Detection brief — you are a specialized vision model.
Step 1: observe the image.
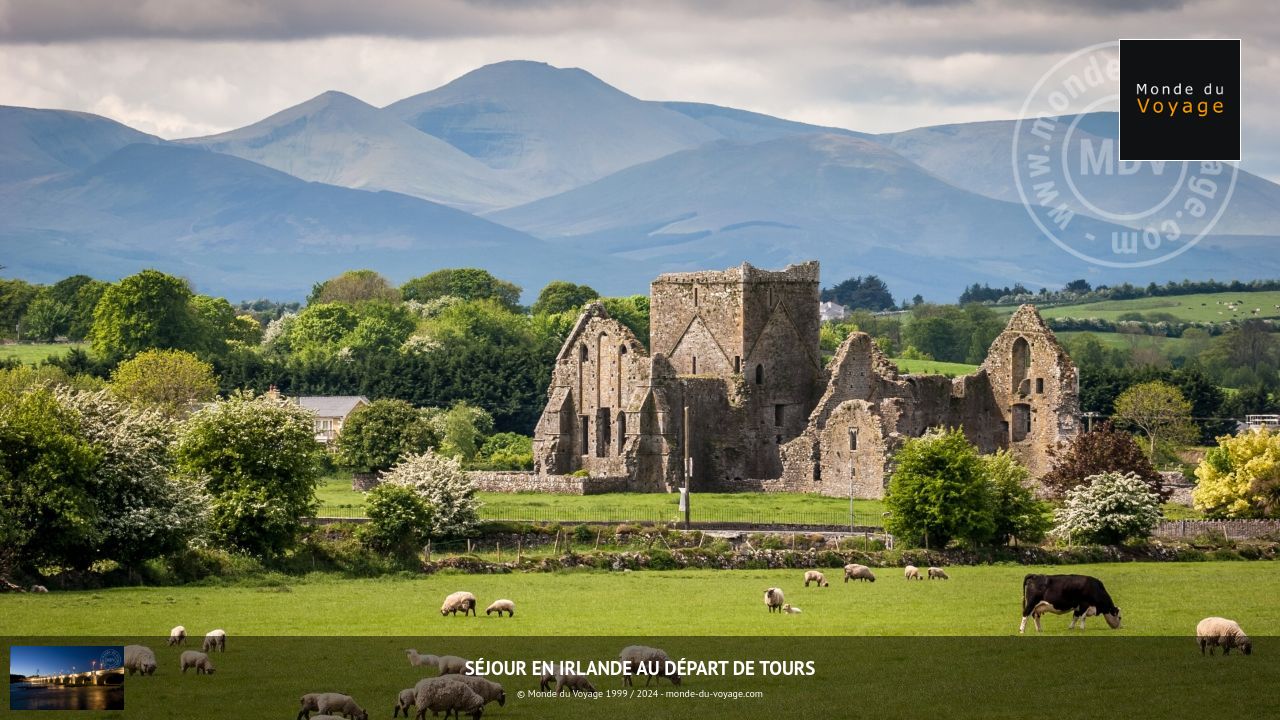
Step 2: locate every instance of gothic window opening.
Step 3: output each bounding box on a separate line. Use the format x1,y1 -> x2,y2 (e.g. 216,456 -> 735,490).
755,364 -> 764,385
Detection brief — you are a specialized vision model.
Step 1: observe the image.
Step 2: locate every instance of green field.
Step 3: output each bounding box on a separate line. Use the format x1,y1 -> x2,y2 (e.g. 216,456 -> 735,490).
889,357 -> 979,376
1008,291 -> 1280,323
0,342 -> 85,364
1057,330 -> 1193,354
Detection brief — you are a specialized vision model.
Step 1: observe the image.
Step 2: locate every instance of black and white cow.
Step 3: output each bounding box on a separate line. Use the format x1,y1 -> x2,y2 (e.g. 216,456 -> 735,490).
1020,574 -> 1121,633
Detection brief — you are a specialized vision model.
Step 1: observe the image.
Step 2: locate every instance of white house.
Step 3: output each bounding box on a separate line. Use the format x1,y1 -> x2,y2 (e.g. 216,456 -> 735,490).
294,396 -> 369,443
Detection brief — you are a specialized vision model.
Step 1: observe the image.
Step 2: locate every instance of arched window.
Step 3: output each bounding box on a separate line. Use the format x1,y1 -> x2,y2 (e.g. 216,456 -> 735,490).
619,344 -> 628,355
755,364 -> 764,385
580,344 -> 589,362
1011,337 -> 1029,393
617,412 -> 627,452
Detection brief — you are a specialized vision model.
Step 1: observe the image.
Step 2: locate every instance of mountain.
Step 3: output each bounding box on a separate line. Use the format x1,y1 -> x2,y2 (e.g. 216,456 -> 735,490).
0,106 -> 160,184
181,91 -> 528,212
0,142 -> 616,299
384,60 -> 721,198
658,101 -> 867,144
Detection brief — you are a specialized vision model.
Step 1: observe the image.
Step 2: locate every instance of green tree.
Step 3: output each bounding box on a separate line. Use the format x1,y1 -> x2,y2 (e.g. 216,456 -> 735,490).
21,293 -> 72,342
0,278 -> 38,341
429,402 -> 495,463
334,399 -> 438,473
400,268 -> 522,311
1114,381 -> 1198,458
820,275 -> 895,311
109,349 -> 218,417
1053,471 -> 1161,544
884,429 -> 995,547
174,391 -> 321,558
378,451 -> 480,539
532,281 -> 600,315
286,303 -> 359,354
474,432 -> 534,470
1193,429 -> 1280,518
309,269 -> 400,305
1041,422 -> 1163,498
982,450 -> 1051,544
600,295 -> 650,348
360,483 -> 433,559
90,269 -> 197,359
189,295 -> 241,357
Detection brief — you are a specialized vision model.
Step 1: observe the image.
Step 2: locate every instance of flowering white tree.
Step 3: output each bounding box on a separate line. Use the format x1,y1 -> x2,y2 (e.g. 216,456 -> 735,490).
380,451 -> 481,538
1053,471 -> 1162,545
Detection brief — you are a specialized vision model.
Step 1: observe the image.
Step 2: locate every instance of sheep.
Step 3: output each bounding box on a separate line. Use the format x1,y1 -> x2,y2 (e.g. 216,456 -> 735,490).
1196,617 -> 1253,656
413,677 -> 486,720
619,645 -> 681,686
123,645 -> 157,676
203,629 -> 226,653
904,565 -> 923,581
555,673 -> 597,696
485,599 -> 515,617
449,675 -> 506,707
803,571 -> 828,587
168,625 -> 187,646
393,688 -> 417,718
436,655 -> 473,676
30,584 -> 48,593
928,567 -> 950,580
441,591 -> 478,617
782,604 -> 802,614
297,692 -> 369,720
843,564 -> 876,583
406,649 -> 440,668
764,587 -> 785,613
179,650 -> 215,675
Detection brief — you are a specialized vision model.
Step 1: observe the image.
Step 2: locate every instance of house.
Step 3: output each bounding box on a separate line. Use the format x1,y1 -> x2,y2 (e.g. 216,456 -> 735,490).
819,301 -> 849,322
294,395 -> 369,443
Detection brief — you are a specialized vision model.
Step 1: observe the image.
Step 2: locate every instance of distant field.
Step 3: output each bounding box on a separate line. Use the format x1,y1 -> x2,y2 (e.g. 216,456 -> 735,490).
1002,291 -> 1280,323
890,357 -> 979,376
1057,331 -> 1193,353
0,342 -> 84,364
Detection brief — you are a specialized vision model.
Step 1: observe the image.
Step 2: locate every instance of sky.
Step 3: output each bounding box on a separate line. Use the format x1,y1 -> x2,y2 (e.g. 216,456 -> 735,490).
10,646 -> 122,678
0,0 -> 1276,178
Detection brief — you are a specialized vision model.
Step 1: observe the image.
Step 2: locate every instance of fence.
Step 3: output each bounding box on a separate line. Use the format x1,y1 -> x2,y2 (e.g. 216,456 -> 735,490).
311,504 -> 886,530
1154,519 -> 1280,540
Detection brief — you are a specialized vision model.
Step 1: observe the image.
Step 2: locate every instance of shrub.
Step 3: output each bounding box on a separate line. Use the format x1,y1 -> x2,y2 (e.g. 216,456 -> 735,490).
379,451 -> 481,539
473,432 -> 534,470
361,484 -> 433,558
983,450 -> 1051,545
334,399 -> 437,473
1053,471 -> 1162,545
1193,429 -> 1280,518
109,349 -> 218,417
1042,422 -> 1164,498
885,429 -> 994,547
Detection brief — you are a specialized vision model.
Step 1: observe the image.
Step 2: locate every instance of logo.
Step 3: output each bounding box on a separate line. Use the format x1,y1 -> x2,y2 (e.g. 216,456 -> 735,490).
99,648 -> 122,670
1012,41 -> 1237,268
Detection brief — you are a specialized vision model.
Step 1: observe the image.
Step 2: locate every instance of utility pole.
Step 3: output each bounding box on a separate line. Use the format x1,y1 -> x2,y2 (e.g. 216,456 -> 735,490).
681,403 -> 691,530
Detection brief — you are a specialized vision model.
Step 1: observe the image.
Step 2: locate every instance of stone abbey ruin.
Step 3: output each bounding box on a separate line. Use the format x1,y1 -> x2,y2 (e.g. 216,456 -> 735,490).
531,262 -> 1079,498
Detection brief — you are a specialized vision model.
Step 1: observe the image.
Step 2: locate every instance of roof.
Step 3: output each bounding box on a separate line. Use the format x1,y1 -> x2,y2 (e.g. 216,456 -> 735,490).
294,396 -> 369,418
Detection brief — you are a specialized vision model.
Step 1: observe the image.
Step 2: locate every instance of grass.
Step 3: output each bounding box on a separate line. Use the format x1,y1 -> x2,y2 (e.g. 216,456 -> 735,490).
1011,291 -> 1280,323
0,341 -> 85,364
889,357 -> 980,376
1057,330 -> 1193,353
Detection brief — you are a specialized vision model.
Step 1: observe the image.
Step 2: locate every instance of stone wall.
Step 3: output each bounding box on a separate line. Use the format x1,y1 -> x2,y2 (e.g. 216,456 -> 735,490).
1154,519 -> 1280,540
466,471 -> 630,495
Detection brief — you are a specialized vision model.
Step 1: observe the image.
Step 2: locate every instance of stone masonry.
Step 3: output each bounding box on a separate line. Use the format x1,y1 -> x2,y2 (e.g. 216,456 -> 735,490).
532,262 -> 1079,498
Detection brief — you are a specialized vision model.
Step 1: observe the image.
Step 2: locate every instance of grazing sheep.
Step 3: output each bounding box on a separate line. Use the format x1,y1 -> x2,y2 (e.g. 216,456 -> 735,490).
803,571 -> 828,587
413,677 -> 486,720
393,688 -> 417,718
436,655 -> 473,676
764,587 -> 785,613
555,673 -> 597,696
1196,617 -> 1253,656
202,629 -> 226,653
406,649 -> 440,668
441,591 -> 478,617
782,604 -> 802,614
123,645 -> 157,676
30,585 -> 48,593
904,565 -> 923,581
449,675 -> 506,707
485,599 -> 515,617
619,645 -> 681,686
843,564 -> 876,583
928,567 -> 949,580
168,625 -> 187,646
179,650 -> 215,675
298,692 -> 369,720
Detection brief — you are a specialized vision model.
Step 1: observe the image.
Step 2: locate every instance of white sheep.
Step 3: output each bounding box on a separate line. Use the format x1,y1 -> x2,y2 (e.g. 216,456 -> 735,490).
1196,617 -> 1253,656
555,673 -> 597,696
203,629 -> 226,653
782,604 -> 802,614
764,587 -> 785,613
449,675 -> 506,707
927,567 -> 949,580
803,571 -> 828,587
179,650 -> 215,675
436,655 -> 473,676
441,591 -> 477,617
168,625 -> 187,646
406,649 -> 440,668
413,677 -> 486,720
297,692 -> 369,720
485,599 -> 515,617
123,645 -> 157,676
619,645 -> 681,686
30,584 -> 48,593
393,688 -> 416,718
904,565 -> 923,581
844,564 -> 876,583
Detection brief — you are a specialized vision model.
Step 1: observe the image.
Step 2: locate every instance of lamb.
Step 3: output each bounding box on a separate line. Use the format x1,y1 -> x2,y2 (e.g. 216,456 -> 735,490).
485,599 -> 515,617
1196,617 -> 1253,656
803,571 -> 828,587
928,567 -> 950,580
123,645 -> 157,676
764,587 -> 785,613
449,675 -> 506,707
406,649 -> 440,668
843,564 -> 876,583
203,629 -> 226,653
619,645 -> 681,686
297,692 -> 369,720
904,565 -> 923,581
393,688 -> 417,718
782,604 -> 802,614
441,591 -> 478,617
179,650 -> 215,675
168,625 -> 187,646
413,677 -> 486,720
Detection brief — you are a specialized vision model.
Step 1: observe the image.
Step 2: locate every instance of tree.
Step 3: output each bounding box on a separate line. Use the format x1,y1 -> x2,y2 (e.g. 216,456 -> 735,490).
1113,381 -> 1198,457
21,293 -> 72,341
884,429 -> 995,547
1064,279 -> 1092,293
983,450 -> 1051,544
360,483 -> 433,558
820,275 -> 895,311
1193,430 -> 1280,518
429,402 -> 495,463
378,451 -> 480,538
110,349 -> 218,417
532,281 -> 600,315
309,270 -> 400,305
600,295 -> 650,348
1053,472 -> 1161,545
285,303 -> 358,354
474,432 -> 534,470
334,399 -> 438,473
400,268 -> 522,311
0,278 -> 38,341
174,391 -> 321,557
1041,422 -> 1163,498
90,269 -> 197,359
